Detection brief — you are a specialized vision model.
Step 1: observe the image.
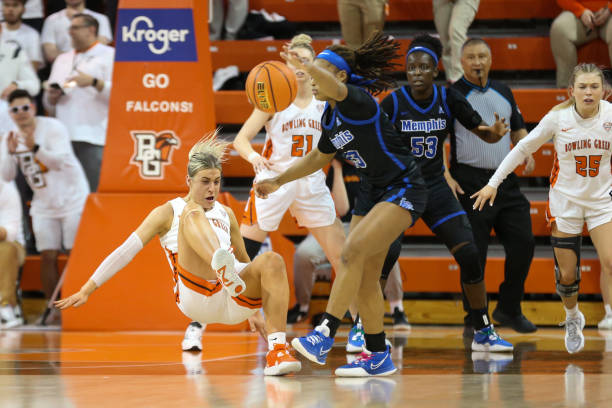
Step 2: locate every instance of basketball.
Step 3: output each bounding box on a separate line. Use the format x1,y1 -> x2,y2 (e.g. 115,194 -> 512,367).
245,60 -> 298,113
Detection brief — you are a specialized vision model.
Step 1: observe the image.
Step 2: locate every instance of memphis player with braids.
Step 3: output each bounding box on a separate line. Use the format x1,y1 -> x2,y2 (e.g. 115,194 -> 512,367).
380,34 -> 513,351
56,132 -> 302,376
257,32 -> 427,377
472,63 -> 612,354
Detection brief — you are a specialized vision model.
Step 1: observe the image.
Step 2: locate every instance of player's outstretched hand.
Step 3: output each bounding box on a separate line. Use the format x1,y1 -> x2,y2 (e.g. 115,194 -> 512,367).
254,178 -> 280,199
478,112 -> 508,142
280,44 -> 308,71
54,291 -> 90,310
470,185 -> 498,211
247,311 -> 266,340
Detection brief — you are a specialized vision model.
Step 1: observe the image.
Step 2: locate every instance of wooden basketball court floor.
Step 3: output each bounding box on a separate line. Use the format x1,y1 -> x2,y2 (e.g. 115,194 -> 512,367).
1,326 -> 612,407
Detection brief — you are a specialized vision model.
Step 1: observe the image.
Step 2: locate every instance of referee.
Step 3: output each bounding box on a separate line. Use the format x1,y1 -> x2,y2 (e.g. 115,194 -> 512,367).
448,38 -> 537,333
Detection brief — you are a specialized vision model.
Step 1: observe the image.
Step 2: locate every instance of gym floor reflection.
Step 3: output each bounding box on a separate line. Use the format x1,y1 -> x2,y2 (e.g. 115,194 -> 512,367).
1,326 -> 611,407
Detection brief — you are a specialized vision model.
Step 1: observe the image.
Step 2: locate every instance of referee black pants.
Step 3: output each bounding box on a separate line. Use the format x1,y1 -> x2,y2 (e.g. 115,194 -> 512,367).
451,163 -> 535,317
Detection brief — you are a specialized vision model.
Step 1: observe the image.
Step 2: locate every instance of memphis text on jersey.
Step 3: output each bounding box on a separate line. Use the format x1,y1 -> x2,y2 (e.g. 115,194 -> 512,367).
564,138 -> 611,152
400,118 -> 447,133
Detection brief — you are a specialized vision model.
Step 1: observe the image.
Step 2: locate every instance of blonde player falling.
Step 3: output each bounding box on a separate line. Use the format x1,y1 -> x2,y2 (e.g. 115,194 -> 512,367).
472,63 -> 612,354
56,133 -> 302,375
234,34 -> 345,280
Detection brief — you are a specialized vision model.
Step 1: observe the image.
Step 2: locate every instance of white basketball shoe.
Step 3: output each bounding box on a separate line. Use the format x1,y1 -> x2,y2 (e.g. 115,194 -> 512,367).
211,248 -> 246,296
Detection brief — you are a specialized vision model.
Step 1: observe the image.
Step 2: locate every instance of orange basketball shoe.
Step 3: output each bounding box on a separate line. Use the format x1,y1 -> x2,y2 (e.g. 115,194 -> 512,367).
264,343 -> 302,376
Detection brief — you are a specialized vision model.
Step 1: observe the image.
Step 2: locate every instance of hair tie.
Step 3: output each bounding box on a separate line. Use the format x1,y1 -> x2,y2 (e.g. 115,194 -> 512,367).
406,46 -> 439,65
316,49 -> 352,76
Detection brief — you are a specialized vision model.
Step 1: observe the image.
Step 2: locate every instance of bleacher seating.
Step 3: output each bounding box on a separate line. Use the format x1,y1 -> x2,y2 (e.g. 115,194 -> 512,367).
248,0 -> 562,21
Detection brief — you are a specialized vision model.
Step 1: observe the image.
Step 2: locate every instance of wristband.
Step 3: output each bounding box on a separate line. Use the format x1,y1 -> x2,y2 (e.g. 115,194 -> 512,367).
248,151 -> 261,163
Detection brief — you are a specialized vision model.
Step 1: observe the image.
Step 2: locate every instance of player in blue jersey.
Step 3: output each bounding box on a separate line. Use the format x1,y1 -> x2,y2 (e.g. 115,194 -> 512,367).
256,33 -> 426,377
380,34 -> 513,351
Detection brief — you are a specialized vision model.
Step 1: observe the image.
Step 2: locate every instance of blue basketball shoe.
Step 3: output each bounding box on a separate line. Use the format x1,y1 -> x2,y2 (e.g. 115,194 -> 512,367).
472,325 -> 514,352
346,323 -> 365,353
335,346 -> 397,377
291,327 -> 334,365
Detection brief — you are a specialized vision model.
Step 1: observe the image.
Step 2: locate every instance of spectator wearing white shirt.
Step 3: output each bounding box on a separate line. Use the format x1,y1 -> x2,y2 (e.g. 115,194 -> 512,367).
1,0 -> 44,71
41,0 -> 112,63
44,13 -> 114,192
0,178 -> 26,329
0,89 -> 89,312
0,0 -> 43,31
0,26 -> 39,135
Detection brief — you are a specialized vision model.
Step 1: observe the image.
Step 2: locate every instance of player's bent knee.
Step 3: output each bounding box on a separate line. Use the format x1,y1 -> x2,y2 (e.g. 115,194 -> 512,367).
453,242 -> 483,284
258,252 -> 286,274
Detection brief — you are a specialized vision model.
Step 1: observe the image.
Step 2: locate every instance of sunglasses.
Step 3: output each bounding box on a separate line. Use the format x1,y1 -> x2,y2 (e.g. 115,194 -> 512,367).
9,104 -> 31,114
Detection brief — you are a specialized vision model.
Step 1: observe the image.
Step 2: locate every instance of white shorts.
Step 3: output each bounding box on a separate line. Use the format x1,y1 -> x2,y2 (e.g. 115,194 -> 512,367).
243,170 -> 336,232
32,212 -> 82,252
547,189 -> 612,234
176,261 -> 261,325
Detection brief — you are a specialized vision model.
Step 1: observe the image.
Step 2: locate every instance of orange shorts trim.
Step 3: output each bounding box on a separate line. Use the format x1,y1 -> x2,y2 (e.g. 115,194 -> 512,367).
177,263 -> 262,309
177,263 -> 223,296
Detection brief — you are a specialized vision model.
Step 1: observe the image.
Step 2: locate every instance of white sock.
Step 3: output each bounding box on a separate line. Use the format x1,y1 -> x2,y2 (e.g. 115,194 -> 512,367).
299,304 -> 309,313
267,332 -> 286,351
605,304 -> 612,316
565,304 -> 580,319
315,323 -> 330,337
389,300 -> 403,312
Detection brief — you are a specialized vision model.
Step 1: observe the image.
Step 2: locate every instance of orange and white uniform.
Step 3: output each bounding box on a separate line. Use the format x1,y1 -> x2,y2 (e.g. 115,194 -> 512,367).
161,198 -> 261,325
243,97 -> 337,231
489,101 -> 612,234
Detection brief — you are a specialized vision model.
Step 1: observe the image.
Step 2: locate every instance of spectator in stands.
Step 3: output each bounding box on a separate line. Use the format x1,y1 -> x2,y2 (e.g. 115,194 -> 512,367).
0,0 -> 44,32
448,38 -> 537,333
209,0 -> 248,40
2,0 -> 44,71
0,178 -> 26,329
41,0 -> 112,63
550,1 -> 612,88
288,157 -> 411,331
43,13 -> 114,192
433,0 -> 480,83
0,24 -> 39,135
0,89 -> 89,324
337,0 -> 387,49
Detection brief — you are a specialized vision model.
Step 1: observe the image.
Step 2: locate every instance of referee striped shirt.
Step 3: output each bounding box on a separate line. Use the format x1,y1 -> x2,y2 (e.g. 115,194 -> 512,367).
450,78 -> 525,170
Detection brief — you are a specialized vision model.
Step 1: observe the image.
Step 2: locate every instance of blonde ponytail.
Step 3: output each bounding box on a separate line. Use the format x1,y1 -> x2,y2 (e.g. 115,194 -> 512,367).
187,128 -> 230,176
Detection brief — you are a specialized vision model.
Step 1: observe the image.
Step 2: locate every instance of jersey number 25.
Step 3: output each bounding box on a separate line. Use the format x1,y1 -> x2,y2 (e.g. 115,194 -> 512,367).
574,155 -> 601,177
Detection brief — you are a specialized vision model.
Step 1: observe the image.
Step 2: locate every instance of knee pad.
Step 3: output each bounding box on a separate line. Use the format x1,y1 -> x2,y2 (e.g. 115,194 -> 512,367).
453,242 -> 484,285
380,234 -> 402,280
551,236 -> 582,298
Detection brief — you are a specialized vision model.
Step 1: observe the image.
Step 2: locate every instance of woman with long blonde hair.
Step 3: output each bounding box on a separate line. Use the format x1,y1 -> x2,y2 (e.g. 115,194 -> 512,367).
56,132 -> 301,376
472,63 -> 612,354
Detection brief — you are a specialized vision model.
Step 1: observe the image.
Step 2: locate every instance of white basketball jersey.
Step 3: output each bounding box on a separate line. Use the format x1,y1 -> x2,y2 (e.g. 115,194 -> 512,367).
159,197 -> 186,256
262,96 -> 326,173
511,101 -> 612,208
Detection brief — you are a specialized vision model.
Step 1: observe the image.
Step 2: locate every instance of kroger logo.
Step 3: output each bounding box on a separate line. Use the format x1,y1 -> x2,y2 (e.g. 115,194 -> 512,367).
116,9 -> 197,62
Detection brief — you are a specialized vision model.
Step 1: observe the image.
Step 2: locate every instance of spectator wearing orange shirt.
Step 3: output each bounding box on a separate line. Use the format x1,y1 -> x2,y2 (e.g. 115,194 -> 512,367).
550,0 -> 612,87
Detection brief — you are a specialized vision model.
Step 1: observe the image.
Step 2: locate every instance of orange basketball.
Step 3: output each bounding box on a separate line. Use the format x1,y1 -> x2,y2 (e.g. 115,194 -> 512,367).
245,60 -> 298,113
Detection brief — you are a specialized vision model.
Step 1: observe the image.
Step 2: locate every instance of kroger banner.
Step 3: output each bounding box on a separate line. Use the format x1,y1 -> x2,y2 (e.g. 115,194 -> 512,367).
116,8 -> 197,62
98,0 -> 215,192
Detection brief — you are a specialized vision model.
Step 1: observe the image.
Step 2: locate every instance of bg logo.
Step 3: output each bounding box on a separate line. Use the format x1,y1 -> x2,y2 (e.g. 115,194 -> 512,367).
130,130 -> 180,179
116,9 -> 197,62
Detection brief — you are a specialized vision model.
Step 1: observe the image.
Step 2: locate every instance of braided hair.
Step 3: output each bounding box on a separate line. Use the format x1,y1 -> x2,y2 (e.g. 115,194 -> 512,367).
326,32 -> 401,95
407,33 -> 442,65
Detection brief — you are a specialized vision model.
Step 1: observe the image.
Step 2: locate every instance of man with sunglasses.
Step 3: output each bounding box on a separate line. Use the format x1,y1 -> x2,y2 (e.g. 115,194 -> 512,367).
43,13 -> 114,192
0,89 -> 89,325
0,16 -> 39,135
